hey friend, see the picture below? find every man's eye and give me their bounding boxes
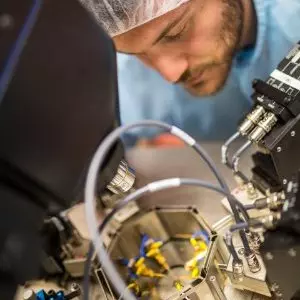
[164,25,186,43]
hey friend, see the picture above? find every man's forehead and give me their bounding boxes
[113,2,190,54]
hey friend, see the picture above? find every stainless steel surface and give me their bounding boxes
[106,207,213,296]
[63,257,87,278]
[126,143,254,227]
[98,205,233,300]
[209,276,227,300]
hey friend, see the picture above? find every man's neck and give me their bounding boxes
[239,0,257,49]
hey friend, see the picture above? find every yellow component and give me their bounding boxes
[174,280,184,291]
[135,257,145,268]
[146,249,169,270]
[149,241,163,249]
[185,238,208,279]
[185,257,198,270]
[146,248,160,257]
[155,254,169,270]
[128,282,140,294]
[190,238,207,252]
[135,258,164,278]
[191,266,200,278]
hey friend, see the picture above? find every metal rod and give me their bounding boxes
[230,141,252,183]
[221,132,240,167]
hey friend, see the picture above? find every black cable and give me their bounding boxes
[83,243,94,300]
[240,230,252,256]
[225,236,240,263]
[244,203,256,210]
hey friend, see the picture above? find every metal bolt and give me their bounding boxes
[71,283,80,291]
[277,147,282,152]
[265,252,274,260]
[232,261,244,282]
[248,232,261,252]
[238,248,245,256]
[0,14,14,29]
[291,131,296,137]
[288,248,297,257]
[210,275,216,282]
[246,252,261,273]
[283,179,287,185]
[246,182,258,199]
[270,282,280,292]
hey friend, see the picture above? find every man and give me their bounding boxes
[81,0,300,145]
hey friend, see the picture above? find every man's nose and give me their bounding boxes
[151,54,188,83]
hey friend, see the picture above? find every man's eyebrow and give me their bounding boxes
[152,7,188,46]
[117,4,189,55]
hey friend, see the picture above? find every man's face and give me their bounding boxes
[113,0,243,96]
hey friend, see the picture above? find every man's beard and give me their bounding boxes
[180,0,244,96]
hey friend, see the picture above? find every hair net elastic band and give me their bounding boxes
[79,0,190,37]
[112,0,190,37]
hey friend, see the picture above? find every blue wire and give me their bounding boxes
[0,0,43,104]
[139,234,149,257]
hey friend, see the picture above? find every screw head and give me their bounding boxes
[288,248,297,257]
[277,147,282,152]
[283,179,287,185]
[238,248,245,256]
[265,252,274,260]
[291,131,296,137]
[210,275,216,282]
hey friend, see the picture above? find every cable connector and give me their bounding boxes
[252,212,281,229]
[246,231,261,253]
[245,252,261,273]
[249,192,285,210]
[232,260,244,282]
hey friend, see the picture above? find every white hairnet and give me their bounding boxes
[79,0,190,37]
